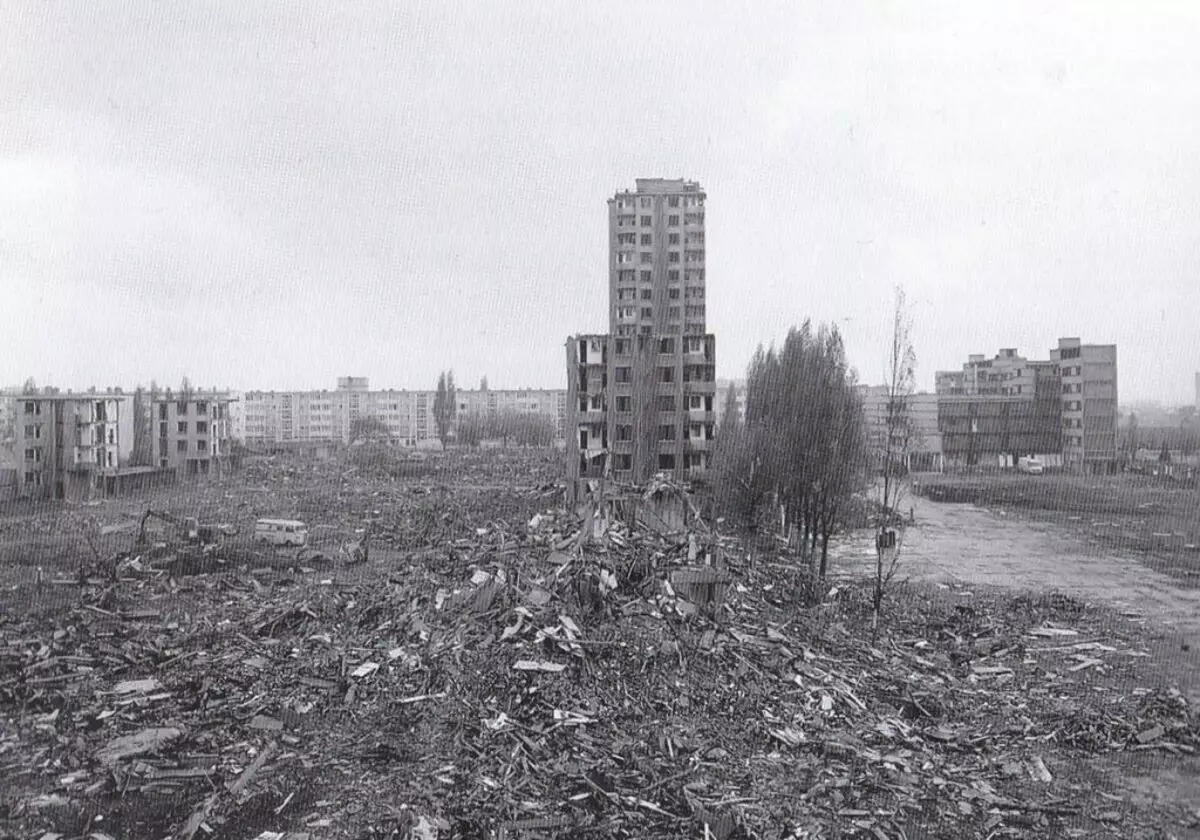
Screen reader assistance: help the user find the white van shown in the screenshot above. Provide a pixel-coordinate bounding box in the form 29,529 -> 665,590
1017,457 -> 1045,475
254,519 -> 309,547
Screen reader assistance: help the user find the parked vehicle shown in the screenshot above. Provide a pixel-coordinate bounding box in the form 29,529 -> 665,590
1017,456 -> 1045,475
254,518 -> 309,547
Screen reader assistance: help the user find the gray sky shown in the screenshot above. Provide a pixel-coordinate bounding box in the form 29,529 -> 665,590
3,1 -> 1199,403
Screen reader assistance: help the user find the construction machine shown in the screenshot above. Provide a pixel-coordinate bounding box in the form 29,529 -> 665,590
134,510 -> 236,550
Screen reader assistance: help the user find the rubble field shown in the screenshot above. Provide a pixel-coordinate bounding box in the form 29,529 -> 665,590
2,450 -> 1199,840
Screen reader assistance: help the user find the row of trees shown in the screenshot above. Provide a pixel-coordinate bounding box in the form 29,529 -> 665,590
708,289 -> 918,619
710,320 -> 868,576
457,409 -> 556,448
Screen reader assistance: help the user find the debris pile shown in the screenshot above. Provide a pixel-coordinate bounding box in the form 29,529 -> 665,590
1,462 -> 1198,839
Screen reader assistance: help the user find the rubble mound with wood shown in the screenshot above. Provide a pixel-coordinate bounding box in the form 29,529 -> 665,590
1,467 -> 1198,839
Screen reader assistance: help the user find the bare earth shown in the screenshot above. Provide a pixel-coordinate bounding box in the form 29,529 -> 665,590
830,490 -> 1200,641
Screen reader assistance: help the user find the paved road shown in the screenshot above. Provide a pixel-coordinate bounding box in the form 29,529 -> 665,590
827,491 -> 1200,638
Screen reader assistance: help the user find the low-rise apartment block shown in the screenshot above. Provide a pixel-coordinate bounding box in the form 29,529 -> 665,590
151,391 -> 234,477
242,378 -> 567,448
9,392 -> 130,500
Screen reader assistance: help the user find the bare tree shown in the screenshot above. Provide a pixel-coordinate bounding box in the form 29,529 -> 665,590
873,286 -> 917,624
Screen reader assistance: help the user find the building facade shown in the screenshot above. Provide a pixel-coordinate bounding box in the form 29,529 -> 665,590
1050,338 -> 1118,473
151,391 -> 234,477
609,178 -> 708,338
10,393 -> 129,500
241,379 -> 566,448
714,379 -> 747,429
933,339 -> 1116,472
566,178 -> 717,500
857,386 -> 944,472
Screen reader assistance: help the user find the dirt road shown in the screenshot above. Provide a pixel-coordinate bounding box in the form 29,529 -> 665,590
828,491 -> 1200,639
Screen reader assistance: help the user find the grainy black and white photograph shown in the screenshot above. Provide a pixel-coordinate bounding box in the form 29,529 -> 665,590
3,2 -> 1200,838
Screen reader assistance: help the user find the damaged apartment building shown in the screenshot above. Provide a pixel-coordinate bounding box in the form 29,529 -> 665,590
565,179 -> 717,503
8,392 -> 132,501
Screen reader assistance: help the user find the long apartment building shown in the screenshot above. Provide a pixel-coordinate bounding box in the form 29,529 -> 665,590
566,178 -> 717,500
934,339 -> 1117,473
242,378 -> 566,447
8,392 -> 132,500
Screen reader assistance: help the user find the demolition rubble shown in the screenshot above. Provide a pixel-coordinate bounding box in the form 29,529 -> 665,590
1,454 -> 1198,839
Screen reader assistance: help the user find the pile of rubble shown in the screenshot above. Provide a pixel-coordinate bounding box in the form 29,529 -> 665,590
2,472 -> 1198,839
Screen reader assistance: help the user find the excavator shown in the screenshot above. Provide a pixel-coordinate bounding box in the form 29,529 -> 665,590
133,510 -> 237,550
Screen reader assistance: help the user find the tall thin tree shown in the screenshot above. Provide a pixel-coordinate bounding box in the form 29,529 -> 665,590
873,286 -> 917,624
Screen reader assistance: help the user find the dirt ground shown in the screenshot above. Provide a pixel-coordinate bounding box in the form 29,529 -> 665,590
829,491 -> 1200,639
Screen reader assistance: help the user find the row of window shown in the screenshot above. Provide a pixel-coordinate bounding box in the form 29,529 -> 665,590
615,304 -> 707,319
615,214 -> 706,228
166,420 -> 210,435
159,401 -> 215,419
608,336 -> 704,355
616,287 -> 707,302
614,195 -> 704,210
613,323 -> 707,337
616,250 -> 706,265
600,449 -> 706,473
617,268 -> 707,283
607,394 -> 714,413
166,440 -> 210,452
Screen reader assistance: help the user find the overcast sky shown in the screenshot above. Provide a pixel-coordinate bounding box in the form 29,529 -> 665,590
3,1 -> 1199,403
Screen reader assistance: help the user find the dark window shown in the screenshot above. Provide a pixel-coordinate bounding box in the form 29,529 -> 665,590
615,339 -> 630,355
641,307 -> 653,318
659,366 -> 675,383
640,215 -> 652,226
668,251 -> 680,263
641,288 -> 652,300
640,234 -> 652,245
616,424 -> 632,441
613,453 -> 632,470
668,215 -> 680,227
668,269 -> 680,282
668,196 -> 680,207
616,396 -> 632,412
668,287 -> 680,299
658,453 -> 676,469
178,421 -> 187,433
658,424 -> 676,441
657,395 -> 676,411
640,270 -> 651,282
659,338 -> 675,353
615,366 -> 632,383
